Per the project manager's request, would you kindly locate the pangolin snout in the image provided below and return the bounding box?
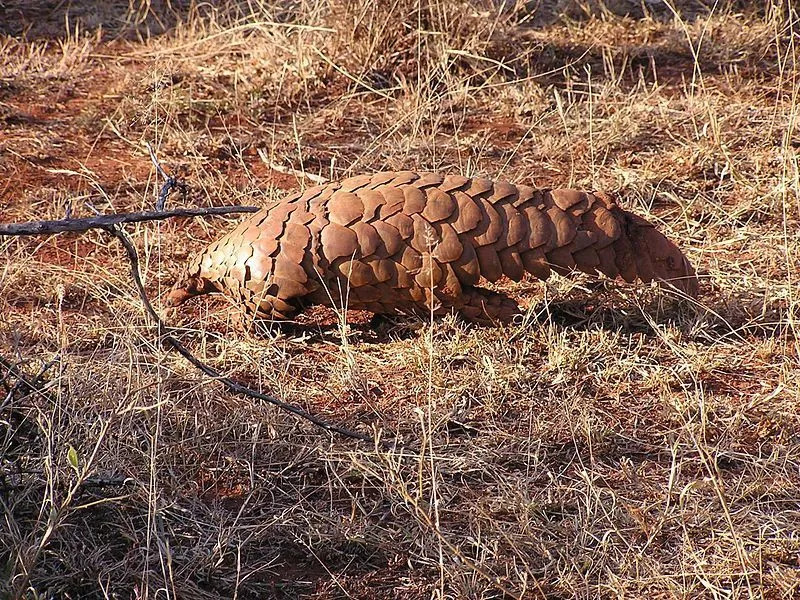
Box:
[166,274,214,307]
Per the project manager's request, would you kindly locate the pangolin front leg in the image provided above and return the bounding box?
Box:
[166,172,698,324]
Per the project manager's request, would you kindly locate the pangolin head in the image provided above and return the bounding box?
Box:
[165,254,215,307]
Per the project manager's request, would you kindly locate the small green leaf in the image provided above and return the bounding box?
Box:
[67,445,79,472]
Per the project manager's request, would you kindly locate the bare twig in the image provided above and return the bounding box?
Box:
[0,206,259,237]
[0,474,135,492]
[145,142,169,182]
[145,144,189,210]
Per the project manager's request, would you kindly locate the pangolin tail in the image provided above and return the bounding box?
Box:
[549,190,698,297]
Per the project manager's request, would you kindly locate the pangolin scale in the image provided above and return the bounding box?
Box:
[167,171,698,323]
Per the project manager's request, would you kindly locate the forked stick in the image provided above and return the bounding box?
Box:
[0,172,375,444]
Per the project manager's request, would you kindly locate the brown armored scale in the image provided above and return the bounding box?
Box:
[167,171,698,323]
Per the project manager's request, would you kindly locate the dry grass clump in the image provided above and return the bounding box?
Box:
[1,1,799,598]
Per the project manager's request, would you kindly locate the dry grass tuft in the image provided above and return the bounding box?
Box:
[1,1,798,598]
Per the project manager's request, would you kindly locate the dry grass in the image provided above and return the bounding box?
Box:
[1,1,799,598]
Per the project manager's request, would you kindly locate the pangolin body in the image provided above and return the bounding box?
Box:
[167,171,698,323]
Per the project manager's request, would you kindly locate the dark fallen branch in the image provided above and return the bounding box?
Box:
[0,206,259,237]
[0,172,376,445]
[0,472,135,492]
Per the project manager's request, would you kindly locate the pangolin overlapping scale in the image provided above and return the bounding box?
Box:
[167,171,698,322]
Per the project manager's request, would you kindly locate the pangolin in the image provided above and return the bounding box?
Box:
[167,171,698,324]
